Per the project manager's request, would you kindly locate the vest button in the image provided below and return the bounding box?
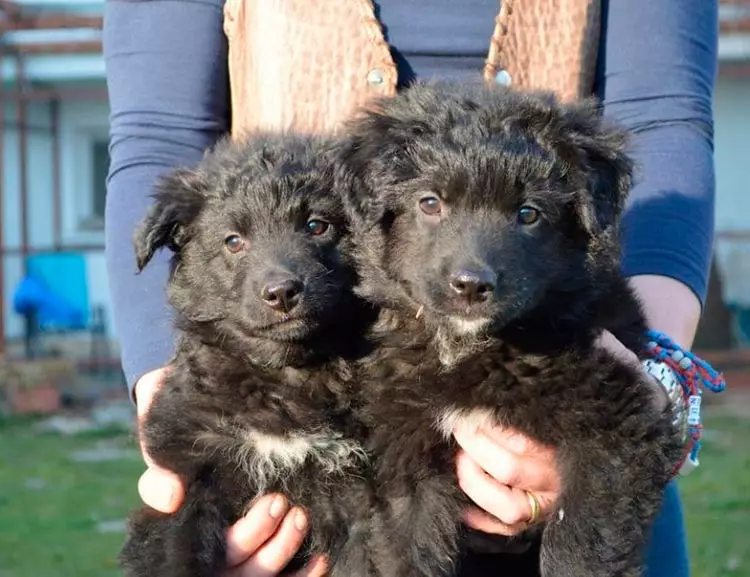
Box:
[367,68,384,85]
[494,69,512,86]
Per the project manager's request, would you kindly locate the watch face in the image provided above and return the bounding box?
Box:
[642,360,688,443]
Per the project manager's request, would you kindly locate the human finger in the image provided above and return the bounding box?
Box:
[453,425,557,494]
[288,555,329,577]
[136,466,185,514]
[225,494,291,567]
[456,450,540,530]
[228,507,310,577]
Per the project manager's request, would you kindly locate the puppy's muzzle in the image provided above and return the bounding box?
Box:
[449,268,496,306]
[260,277,304,313]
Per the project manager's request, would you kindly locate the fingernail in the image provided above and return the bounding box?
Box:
[294,509,308,531]
[139,470,176,511]
[268,495,287,519]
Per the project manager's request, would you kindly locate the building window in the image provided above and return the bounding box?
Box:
[80,139,109,231]
[59,100,111,244]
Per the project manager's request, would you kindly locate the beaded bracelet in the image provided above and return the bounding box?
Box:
[643,330,727,476]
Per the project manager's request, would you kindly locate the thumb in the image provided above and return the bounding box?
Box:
[137,466,185,514]
[134,366,170,467]
[133,366,184,513]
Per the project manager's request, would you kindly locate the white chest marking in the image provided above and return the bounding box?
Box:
[448,316,492,336]
[435,407,498,440]
[196,425,367,493]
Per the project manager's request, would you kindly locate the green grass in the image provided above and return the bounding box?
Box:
[679,396,750,577]
[0,418,143,577]
[0,396,747,577]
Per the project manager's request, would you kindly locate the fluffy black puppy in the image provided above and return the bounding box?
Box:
[119,135,378,577]
[335,83,684,577]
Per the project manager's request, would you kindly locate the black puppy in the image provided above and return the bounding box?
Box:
[336,83,684,577]
[119,135,378,577]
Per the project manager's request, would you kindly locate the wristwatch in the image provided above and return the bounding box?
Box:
[641,358,698,476]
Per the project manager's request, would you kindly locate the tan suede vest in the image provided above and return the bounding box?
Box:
[223,0,601,138]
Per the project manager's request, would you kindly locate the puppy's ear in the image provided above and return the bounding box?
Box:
[333,134,386,229]
[134,167,208,271]
[559,100,635,237]
[335,106,432,228]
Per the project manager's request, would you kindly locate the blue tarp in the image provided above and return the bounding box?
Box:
[12,253,89,331]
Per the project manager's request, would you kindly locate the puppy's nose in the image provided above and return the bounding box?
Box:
[449,269,496,303]
[260,278,304,313]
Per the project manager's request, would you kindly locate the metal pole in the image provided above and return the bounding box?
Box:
[15,52,29,273]
[51,98,61,250]
[0,44,6,355]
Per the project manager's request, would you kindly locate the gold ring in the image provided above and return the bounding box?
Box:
[525,490,542,525]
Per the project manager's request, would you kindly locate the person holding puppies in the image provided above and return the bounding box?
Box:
[104,1,718,575]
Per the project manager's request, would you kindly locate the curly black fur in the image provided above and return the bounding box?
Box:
[335,82,684,577]
[118,135,380,577]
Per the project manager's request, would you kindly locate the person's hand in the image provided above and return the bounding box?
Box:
[134,368,328,577]
[453,420,560,537]
[454,329,667,536]
[596,330,671,412]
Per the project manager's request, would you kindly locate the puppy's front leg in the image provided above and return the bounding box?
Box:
[375,472,466,577]
[122,389,242,577]
[539,416,680,577]
[121,472,231,577]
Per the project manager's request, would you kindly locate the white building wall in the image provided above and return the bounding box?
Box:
[1,97,112,340]
[714,77,750,231]
[713,76,750,307]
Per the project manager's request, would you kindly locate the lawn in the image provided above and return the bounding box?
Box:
[679,393,750,576]
[0,418,143,577]
[0,394,747,577]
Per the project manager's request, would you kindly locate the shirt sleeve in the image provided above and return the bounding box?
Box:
[596,0,719,305]
[103,0,230,396]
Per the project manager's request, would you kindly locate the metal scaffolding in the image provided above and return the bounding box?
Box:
[0,1,108,353]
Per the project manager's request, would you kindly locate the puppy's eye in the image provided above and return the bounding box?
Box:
[517,206,541,225]
[224,234,246,253]
[305,218,330,236]
[419,196,443,216]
